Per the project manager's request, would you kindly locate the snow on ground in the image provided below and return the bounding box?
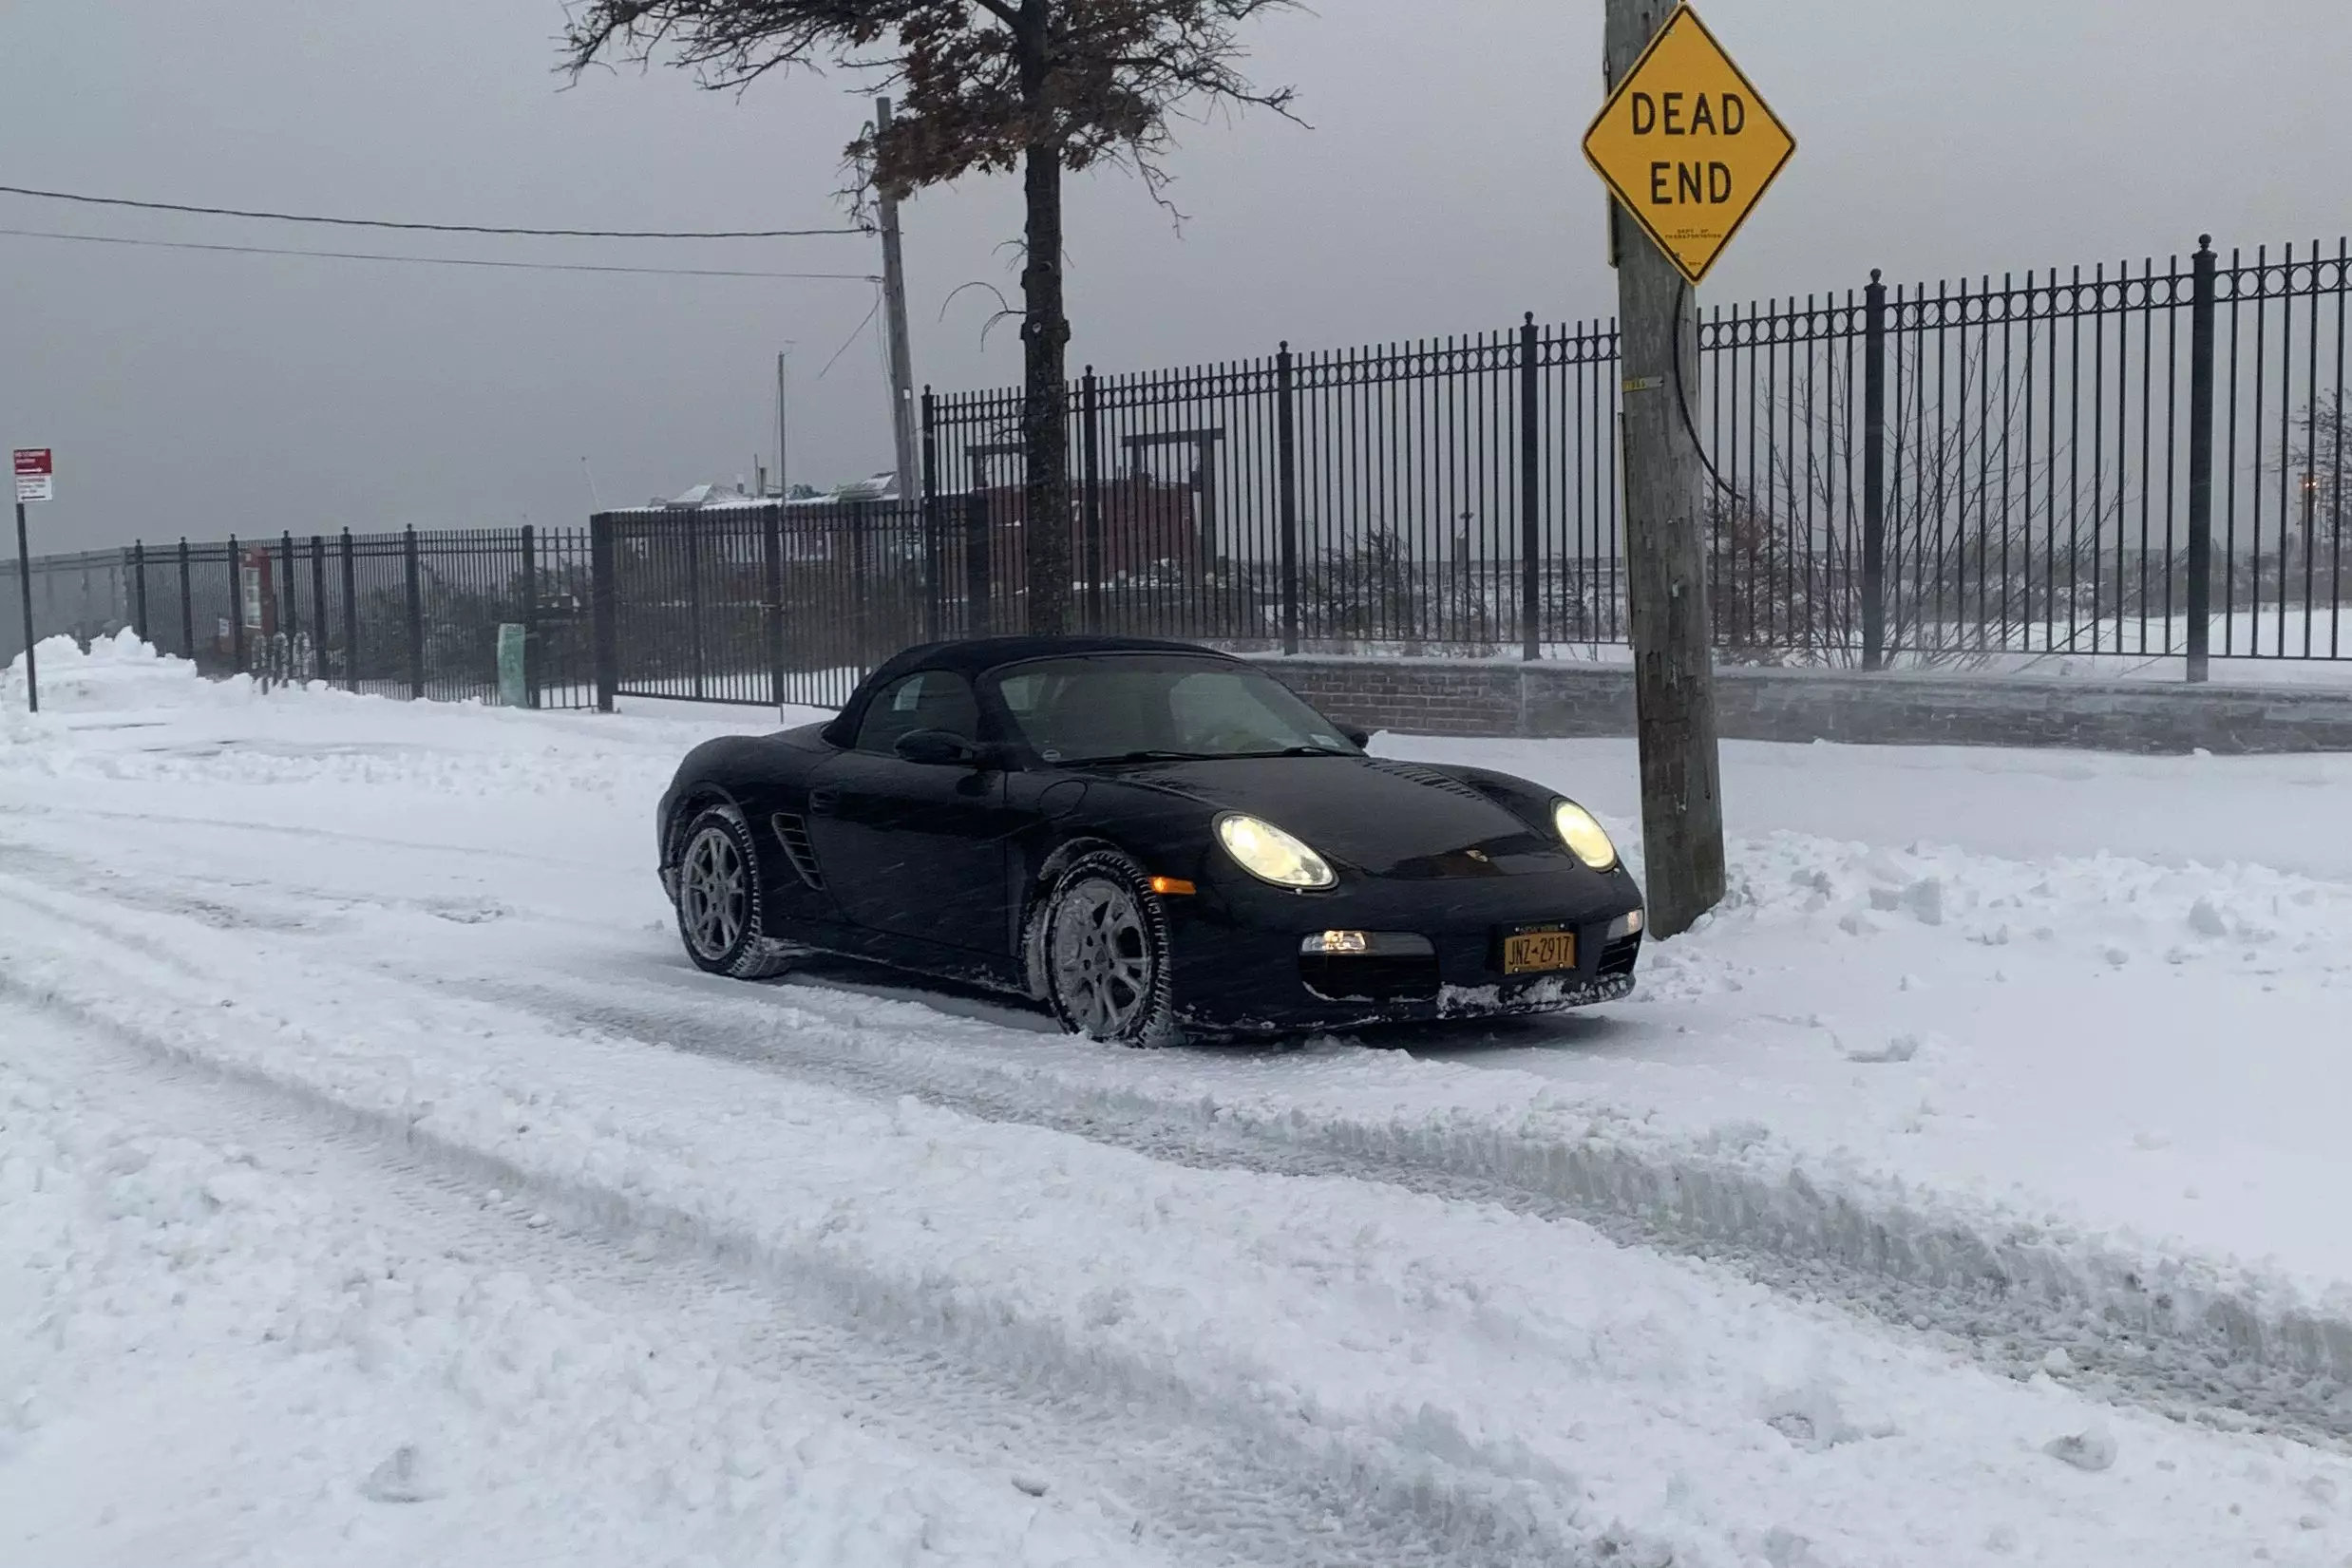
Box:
[4,635,2351,1566]
[1399,733,2352,1291]
[0,1010,1152,1568]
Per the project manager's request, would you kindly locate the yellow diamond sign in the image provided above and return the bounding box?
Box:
[1583,5,1794,287]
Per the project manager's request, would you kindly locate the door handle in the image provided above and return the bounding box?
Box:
[808,787,841,816]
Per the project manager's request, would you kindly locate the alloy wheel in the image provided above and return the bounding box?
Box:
[680,824,747,961]
[1050,878,1153,1039]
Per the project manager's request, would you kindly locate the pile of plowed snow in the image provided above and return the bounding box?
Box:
[3,630,242,720]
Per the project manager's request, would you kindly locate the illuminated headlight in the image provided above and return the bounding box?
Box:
[1552,800,1620,871]
[1215,813,1337,890]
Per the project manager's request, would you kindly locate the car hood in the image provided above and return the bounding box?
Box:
[1101,755,1565,878]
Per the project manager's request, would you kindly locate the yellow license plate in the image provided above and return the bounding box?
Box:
[1503,930,1577,974]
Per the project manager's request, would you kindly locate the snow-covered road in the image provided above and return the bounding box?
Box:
[4,635,2349,1567]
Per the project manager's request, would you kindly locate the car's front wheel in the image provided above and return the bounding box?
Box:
[673,803,794,981]
[1037,850,1181,1047]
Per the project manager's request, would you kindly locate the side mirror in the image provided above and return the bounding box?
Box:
[1339,725,1372,749]
[895,727,983,766]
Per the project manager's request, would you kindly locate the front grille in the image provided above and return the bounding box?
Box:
[1299,953,1442,1003]
[771,813,825,890]
[1596,933,1642,977]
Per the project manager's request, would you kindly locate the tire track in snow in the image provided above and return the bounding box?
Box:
[1,1014,1182,1567]
[0,903,1651,1568]
[9,850,2352,1453]
[436,964,2352,1452]
[5,802,600,869]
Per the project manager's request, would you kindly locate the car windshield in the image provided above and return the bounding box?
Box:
[992,654,1358,765]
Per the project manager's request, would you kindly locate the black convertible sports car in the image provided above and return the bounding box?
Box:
[655,636,1644,1044]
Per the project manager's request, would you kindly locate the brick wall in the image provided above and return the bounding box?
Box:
[1258,655,2352,755]
[1274,661,1527,738]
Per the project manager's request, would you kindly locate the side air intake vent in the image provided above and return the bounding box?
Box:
[771,813,825,890]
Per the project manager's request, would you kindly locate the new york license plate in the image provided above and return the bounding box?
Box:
[1502,928,1577,974]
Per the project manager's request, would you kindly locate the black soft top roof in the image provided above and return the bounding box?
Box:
[817,635,1241,747]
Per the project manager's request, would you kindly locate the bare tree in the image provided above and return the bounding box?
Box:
[560,0,1302,635]
[1709,335,2159,669]
[2288,394,2348,586]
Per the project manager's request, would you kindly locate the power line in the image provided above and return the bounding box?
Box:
[817,288,887,379]
[0,226,882,282]
[0,181,869,239]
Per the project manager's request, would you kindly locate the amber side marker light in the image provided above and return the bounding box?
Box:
[1149,877,1197,897]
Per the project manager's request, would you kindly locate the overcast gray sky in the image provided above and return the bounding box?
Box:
[4,0,2349,552]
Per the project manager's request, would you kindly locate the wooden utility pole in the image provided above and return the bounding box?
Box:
[1603,0,1725,936]
[874,97,920,505]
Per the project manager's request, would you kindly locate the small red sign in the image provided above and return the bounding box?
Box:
[13,449,51,478]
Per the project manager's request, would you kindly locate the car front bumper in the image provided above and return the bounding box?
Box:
[1161,865,1643,1035]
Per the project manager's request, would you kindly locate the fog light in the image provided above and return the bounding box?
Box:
[1298,931,1434,956]
[1608,909,1645,939]
[1303,930,1371,954]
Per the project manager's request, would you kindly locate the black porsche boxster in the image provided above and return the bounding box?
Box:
[654,636,1644,1044]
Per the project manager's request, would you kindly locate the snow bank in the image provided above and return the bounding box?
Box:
[1,629,244,722]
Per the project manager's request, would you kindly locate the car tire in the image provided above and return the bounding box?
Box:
[1035,850,1182,1048]
[673,803,794,981]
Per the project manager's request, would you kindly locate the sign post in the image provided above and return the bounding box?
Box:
[1581,3,1792,938]
[11,448,50,713]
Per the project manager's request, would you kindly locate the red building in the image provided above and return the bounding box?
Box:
[956,474,1205,593]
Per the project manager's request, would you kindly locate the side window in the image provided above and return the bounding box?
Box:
[854,671,980,754]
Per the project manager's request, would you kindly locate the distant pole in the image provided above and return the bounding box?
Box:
[776,347,793,496]
[875,97,920,503]
[1603,0,1725,938]
[11,500,34,712]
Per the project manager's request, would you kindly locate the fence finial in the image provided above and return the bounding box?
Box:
[1869,268,1882,284]
[2197,234,2213,251]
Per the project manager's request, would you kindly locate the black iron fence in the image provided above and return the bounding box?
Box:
[922,234,2347,673]
[7,526,597,707]
[9,231,2345,714]
[592,501,941,709]
[1,548,133,656]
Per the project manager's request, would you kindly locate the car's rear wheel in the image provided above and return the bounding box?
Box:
[1038,851,1180,1047]
[674,803,794,981]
